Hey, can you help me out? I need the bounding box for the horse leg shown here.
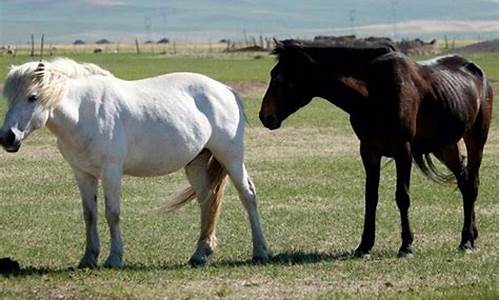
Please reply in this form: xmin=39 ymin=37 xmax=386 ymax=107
xmin=212 ymin=149 xmax=269 ymax=262
xmin=232 ymin=165 xmax=269 ymax=263
xmin=395 ymin=142 xmax=414 ymax=258
xmin=74 ymin=169 xmax=100 ymax=268
xmin=101 ymin=164 xmax=124 ymax=268
xmin=184 ymin=150 xmax=222 ymax=266
xmin=354 ymin=142 xmax=381 ymax=258
xmin=433 ymin=143 xmax=478 ymax=250
xmin=459 ymin=134 xmax=485 ymax=251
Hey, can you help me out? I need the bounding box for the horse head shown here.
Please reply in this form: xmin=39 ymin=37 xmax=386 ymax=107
xmin=0 ymin=61 xmax=54 ymax=152
xmin=259 ymin=39 xmax=317 ymax=130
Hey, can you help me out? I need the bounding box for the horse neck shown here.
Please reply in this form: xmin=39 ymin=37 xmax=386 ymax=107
xmin=45 ymin=80 xmax=95 ymax=146
xmin=312 ymin=66 xmax=368 ymax=115
xmin=303 ymin=48 xmax=390 ymax=114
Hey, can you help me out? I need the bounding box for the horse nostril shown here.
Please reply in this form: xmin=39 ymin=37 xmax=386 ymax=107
xmin=5 ymin=129 xmax=16 ymax=146
xmin=260 ymin=114 xmax=271 ymax=125
xmin=260 ymin=114 xmax=280 ymax=129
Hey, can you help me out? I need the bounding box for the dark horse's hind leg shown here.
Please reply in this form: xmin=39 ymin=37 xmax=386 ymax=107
xmin=434 ymin=140 xmax=483 ymax=251
xmin=395 ymin=142 xmax=414 ymax=258
xmin=460 ymin=134 xmax=485 ymax=251
xmin=354 ymin=143 xmax=381 ymax=258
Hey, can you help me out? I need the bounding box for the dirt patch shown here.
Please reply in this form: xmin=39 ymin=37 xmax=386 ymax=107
xmin=225 ymin=80 xmax=268 ymax=97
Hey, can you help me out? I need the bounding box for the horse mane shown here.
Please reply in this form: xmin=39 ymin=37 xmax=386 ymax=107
xmin=3 ymin=58 xmax=113 ymax=108
xmin=272 ymin=39 xmax=395 ymax=68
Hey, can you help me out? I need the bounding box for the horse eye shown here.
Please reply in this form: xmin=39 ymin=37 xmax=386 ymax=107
xmin=274 ymin=73 xmax=285 ymax=83
xmin=28 ymin=95 xmax=38 ymax=102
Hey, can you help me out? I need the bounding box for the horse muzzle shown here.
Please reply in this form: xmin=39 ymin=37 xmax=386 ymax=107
xmin=0 ymin=129 xmax=21 ymax=153
xmin=259 ymin=113 xmax=282 ymax=130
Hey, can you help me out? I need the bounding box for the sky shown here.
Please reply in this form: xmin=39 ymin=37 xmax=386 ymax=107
xmin=0 ymin=0 xmax=498 ymax=44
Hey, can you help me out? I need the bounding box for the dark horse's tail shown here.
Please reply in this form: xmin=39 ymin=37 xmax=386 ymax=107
xmin=412 ymin=153 xmax=456 ymax=183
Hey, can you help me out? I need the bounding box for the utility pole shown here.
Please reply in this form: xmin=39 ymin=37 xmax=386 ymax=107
xmin=390 ymin=0 xmax=398 ymax=40
xmin=145 ymin=16 xmax=152 ymax=41
xmin=30 ymin=34 xmax=35 ymax=57
xmin=349 ymin=9 xmax=357 ymax=36
xmin=161 ymin=11 xmax=167 ymax=38
xmin=40 ymin=34 xmax=44 ymax=58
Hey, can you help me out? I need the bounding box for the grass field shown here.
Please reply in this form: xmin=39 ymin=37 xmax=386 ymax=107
xmin=0 ymin=51 xmax=497 ymax=299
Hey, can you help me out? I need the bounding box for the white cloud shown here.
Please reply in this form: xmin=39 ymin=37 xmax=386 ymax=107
xmin=86 ymin=0 xmax=126 ymax=6
xmin=301 ymin=19 xmax=499 ymax=35
xmin=358 ymin=20 xmax=498 ymax=34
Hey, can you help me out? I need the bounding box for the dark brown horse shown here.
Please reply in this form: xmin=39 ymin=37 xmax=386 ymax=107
xmin=259 ymin=39 xmax=493 ymax=258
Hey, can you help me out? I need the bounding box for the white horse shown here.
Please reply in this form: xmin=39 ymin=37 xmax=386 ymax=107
xmin=0 ymin=58 xmax=269 ymax=268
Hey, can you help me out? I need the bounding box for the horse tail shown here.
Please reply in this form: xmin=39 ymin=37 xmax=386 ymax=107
xmin=163 ymin=154 xmax=228 ymax=212
xmin=413 ymin=153 xmax=455 ymax=183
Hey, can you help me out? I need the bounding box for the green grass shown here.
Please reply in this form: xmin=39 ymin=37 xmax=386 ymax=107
xmin=0 ymin=52 xmax=497 ymax=299
xmin=0 ymin=53 xmax=274 ymax=82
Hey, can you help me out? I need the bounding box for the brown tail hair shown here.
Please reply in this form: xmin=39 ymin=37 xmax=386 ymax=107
xmin=413 ymin=153 xmax=456 ymax=183
xmin=163 ymin=155 xmax=228 ymax=212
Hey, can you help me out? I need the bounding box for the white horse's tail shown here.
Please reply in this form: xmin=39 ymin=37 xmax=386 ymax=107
xmin=163 ymin=154 xmax=228 ymax=212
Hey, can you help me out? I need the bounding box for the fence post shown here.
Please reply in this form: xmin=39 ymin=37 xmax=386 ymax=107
xmin=135 ymin=39 xmax=140 ymax=55
xmin=40 ymin=34 xmax=45 ymax=58
xmin=30 ymin=34 xmax=35 ymax=57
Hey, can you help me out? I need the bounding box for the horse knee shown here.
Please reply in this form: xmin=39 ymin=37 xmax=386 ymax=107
xmin=83 ymin=210 xmax=97 ymax=224
xmin=240 ymin=189 xmax=257 ymax=209
xmin=395 ymin=189 xmax=410 ymax=210
xmin=105 ymin=207 xmax=120 ymax=224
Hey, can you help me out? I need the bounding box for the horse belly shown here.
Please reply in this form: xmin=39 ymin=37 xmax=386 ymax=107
xmin=123 ymin=143 xmax=204 ymax=176
xmin=123 ymin=125 xmax=209 ymax=177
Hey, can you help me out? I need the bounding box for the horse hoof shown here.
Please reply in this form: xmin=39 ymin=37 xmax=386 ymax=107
xmin=103 ymin=256 xmax=123 ymax=268
xmin=252 ymin=254 xmax=269 ymax=265
xmin=353 ymin=249 xmax=371 ymax=259
xmin=397 ymin=250 xmax=414 ymax=258
xmin=78 ymin=261 xmax=97 ymax=269
xmin=459 ymin=242 xmax=477 ymax=254
xmin=398 ymin=246 xmax=414 ymax=258
xmin=78 ymin=258 xmax=98 ymax=269
xmin=188 ymin=256 xmax=207 ymax=267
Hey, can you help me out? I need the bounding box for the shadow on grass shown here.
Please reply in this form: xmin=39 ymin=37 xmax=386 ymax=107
xmin=3 ymin=249 xmax=355 ymax=278
xmin=214 ymin=249 xmax=353 ymax=268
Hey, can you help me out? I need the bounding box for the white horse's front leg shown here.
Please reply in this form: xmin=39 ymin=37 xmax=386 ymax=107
xmin=102 ymin=164 xmax=124 ymax=268
xmin=74 ymin=169 xmax=100 ymax=268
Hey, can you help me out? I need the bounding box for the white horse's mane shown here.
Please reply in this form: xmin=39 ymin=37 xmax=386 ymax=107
xmin=3 ymin=58 xmax=113 ymax=107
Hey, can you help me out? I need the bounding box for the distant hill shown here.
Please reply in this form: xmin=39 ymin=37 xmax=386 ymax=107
xmin=451 ymin=39 xmax=499 ymax=53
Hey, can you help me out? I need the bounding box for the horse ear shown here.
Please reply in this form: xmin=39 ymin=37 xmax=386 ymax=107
xmin=288 ymin=46 xmax=316 ymax=66
xmin=33 ymin=61 xmax=45 ymax=83
xmin=271 ymin=38 xmax=284 ymax=55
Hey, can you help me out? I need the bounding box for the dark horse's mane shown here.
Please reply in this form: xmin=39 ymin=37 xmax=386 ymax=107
xmin=272 ymin=39 xmax=396 ymax=68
